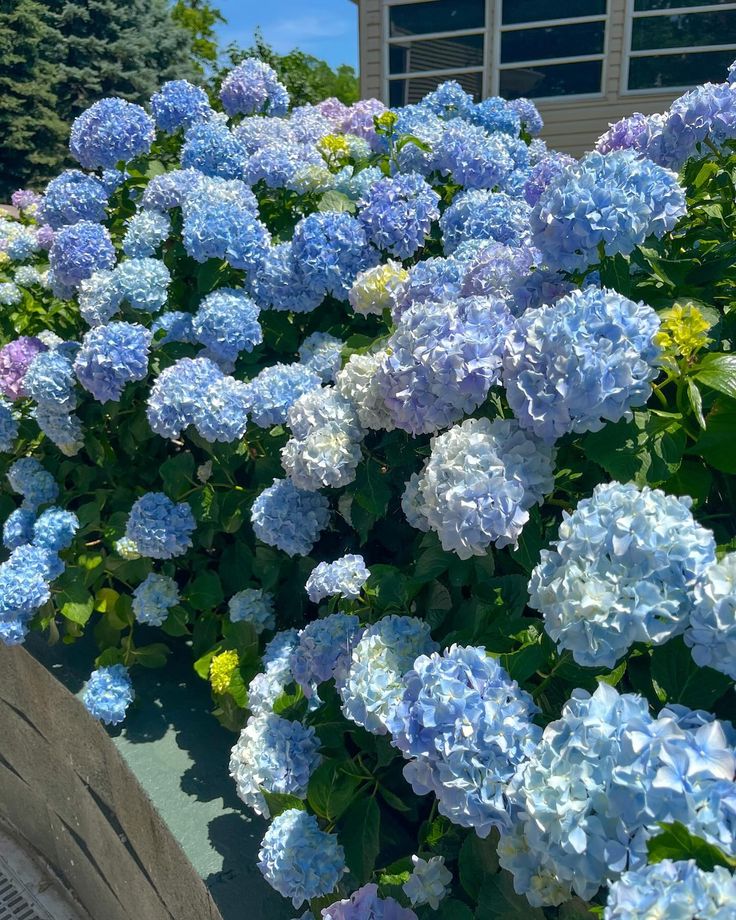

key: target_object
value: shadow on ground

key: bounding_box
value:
[27,632,291,920]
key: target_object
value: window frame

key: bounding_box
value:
[621,0,736,96]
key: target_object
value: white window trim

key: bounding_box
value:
[622,0,736,95]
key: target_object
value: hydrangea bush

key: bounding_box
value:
[1,59,736,918]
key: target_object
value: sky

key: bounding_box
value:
[214,0,359,70]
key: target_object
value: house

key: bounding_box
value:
[351,0,736,155]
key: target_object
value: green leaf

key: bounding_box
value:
[307,760,361,821]
[687,378,706,428]
[159,452,195,499]
[414,542,450,583]
[133,642,171,669]
[559,898,599,918]
[186,571,224,610]
[583,411,686,486]
[193,648,218,680]
[691,397,736,473]
[318,190,357,214]
[354,458,392,516]
[261,791,306,818]
[693,353,736,400]
[431,900,474,920]
[56,576,95,625]
[161,606,190,637]
[475,871,545,920]
[647,821,736,870]
[340,796,380,884]
[459,831,499,900]
[650,637,731,709]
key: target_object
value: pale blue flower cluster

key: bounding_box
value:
[69,98,155,169]
[73,322,152,403]
[604,860,736,920]
[403,855,452,910]
[34,405,84,457]
[376,296,515,435]
[40,170,109,228]
[248,629,300,716]
[531,150,687,272]
[523,151,577,206]
[32,507,79,552]
[685,552,736,680]
[124,492,195,560]
[469,96,521,136]
[24,350,76,411]
[0,282,21,306]
[82,664,134,725]
[140,168,201,211]
[441,191,531,254]
[245,364,321,428]
[220,59,290,117]
[229,713,321,817]
[48,221,116,295]
[503,287,661,443]
[78,270,120,326]
[250,243,324,314]
[7,457,58,510]
[298,332,343,384]
[181,119,247,180]
[3,509,34,550]
[392,646,540,837]
[114,258,171,312]
[257,809,345,907]
[305,555,370,603]
[596,112,664,159]
[531,481,716,668]
[341,615,437,735]
[421,80,474,120]
[0,398,18,451]
[322,884,417,920]
[229,588,275,634]
[405,418,555,557]
[358,173,440,258]
[251,478,330,557]
[291,212,378,299]
[290,612,362,696]
[132,573,180,626]
[244,141,322,189]
[392,256,465,319]
[509,97,543,136]
[14,266,44,287]
[150,79,211,133]
[192,288,262,363]
[436,120,514,189]
[0,541,58,644]
[122,209,171,258]
[151,311,196,345]
[658,81,736,170]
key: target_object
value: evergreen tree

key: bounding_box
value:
[0,0,68,198]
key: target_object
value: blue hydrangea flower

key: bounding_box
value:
[140,168,202,211]
[132,573,180,626]
[420,80,475,120]
[74,322,152,403]
[375,296,515,435]
[0,397,18,451]
[181,119,248,180]
[286,387,362,443]
[441,190,531,254]
[192,288,262,363]
[32,508,79,552]
[3,508,35,550]
[298,332,343,384]
[24,350,76,411]
[281,418,363,491]
[390,107,444,175]
[69,98,154,169]
[0,282,21,306]
[322,884,418,920]
[531,150,687,272]
[392,646,541,836]
[112,258,170,313]
[358,173,440,258]
[125,492,195,560]
[596,112,665,159]
[40,170,109,229]
[244,141,322,189]
[508,98,543,136]
[335,351,396,432]
[220,59,290,117]
[245,364,321,428]
[250,243,324,314]
[685,552,736,681]
[403,856,452,910]
[48,221,116,295]
[195,375,251,443]
[229,588,275,634]
[251,478,330,557]
[229,713,321,818]
[78,269,122,326]
[151,311,196,346]
[658,82,736,170]
[14,266,43,287]
[150,79,211,132]
[0,540,59,644]
[234,114,296,153]
[7,457,58,510]
[291,212,379,299]
[469,97,521,136]
[290,613,363,696]
[435,120,514,190]
[122,209,171,258]
[306,555,370,603]
[604,860,736,920]
[34,407,84,456]
[531,482,717,668]
[391,256,466,319]
[341,615,438,735]
[406,417,555,557]
[82,664,134,726]
[503,286,661,442]
[248,629,301,717]
[523,150,577,207]
[257,809,345,907]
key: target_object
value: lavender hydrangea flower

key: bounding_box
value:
[291,212,378,299]
[658,81,736,170]
[358,173,440,258]
[685,552,736,680]
[392,646,541,836]
[406,417,555,557]
[306,555,370,603]
[132,573,180,626]
[290,613,363,696]
[83,664,134,725]
[0,336,47,400]
[322,884,417,920]
[245,364,321,428]
[150,79,211,132]
[122,209,171,258]
[298,332,343,384]
[342,98,387,147]
[596,112,665,158]
[69,98,154,169]
[125,492,195,560]
[531,481,717,668]
[228,588,275,634]
[604,860,736,919]
[251,478,330,556]
[7,458,58,510]
[220,59,290,117]
[229,713,321,817]
[48,221,116,295]
[192,288,262,363]
[40,170,109,229]
[441,190,531,254]
[523,150,577,207]
[503,286,662,442]
[73,322,152,403]
[403,856,452,910]
[257,809,345,907]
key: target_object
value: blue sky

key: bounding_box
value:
[215,0,359,70]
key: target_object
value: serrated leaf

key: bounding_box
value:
[261,791,306,818]
[694,353,736,399]
[647,821,736,870]
[186,571,224,610]
[307,760,361,821]
[340,796,380,884]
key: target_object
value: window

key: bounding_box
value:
[625,1,736,92]
[496,2,608,99]
[386,0,486,101]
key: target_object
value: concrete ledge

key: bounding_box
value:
[0,644,223,920]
